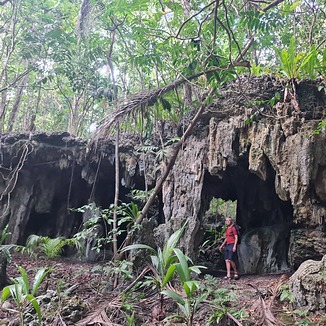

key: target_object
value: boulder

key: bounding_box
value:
[289,255,326,312]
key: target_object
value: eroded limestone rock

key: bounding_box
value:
[238,224,290,274]
[203,81,326,271]
[289,255,326,312]
[0,77,325,274]
[160,137,207,258]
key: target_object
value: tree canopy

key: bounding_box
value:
[0,0,325,137]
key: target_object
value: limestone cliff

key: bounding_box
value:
[159,76,325,273]
[0,76,325,274]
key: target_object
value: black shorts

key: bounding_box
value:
[224,243,237,261]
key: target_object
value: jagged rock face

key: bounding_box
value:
[202,114,325,272]
[158,137,207,256]
[160,77,326,272]
[238,224,290,274]
[0,76,325,275]
[0,133,117,244]
[289,255,326,312]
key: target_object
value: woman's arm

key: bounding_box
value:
[219,238,227,251]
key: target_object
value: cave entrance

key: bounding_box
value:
[200,158,293,274]
[209,198,237,219]
[201,198,237,249]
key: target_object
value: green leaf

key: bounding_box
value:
[1,286,12,302]
[288,36,296,73]
[156,248,165,276]
[280,49,291,78]
[26,234,43,250]
[150,255,160,270]
[184,280,200,297]
[164,254,178,269]
[32,266,53,296]
[162,264,176,288]
[162,221,188,269]
[177,300,191,318]
[193,293,206,313]
[25,294,42,322]
[11,284,20,302]
[17,265,29,294]
[280,291,287,301]
[189,265,207,274]
[299,48,317,78]
[173,248,190,282]
[41,237,65,258]
[161,290,185,305]
[120,244,156,254]
[183,280,191,298]
[288,0,302,11]
[0,225,10,245]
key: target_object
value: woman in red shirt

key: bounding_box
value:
[219,217,239,280]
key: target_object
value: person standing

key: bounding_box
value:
[219,217,239,280]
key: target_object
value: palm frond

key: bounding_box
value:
[94,56,251,138]
[249,283,286,326]
[26,234,45,250]
[96,77,187,136]
[75,301,123,326]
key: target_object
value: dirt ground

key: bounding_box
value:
[0,253,325,325]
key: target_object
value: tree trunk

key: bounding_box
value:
[117,89,214,258]
[7,71,29,131]
[77,0,91,40]
[0,251,8,289]
[107,16,119,259]
[0,88,8,132]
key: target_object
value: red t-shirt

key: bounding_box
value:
[226,226,238,244]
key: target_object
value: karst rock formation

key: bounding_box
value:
[0,76,325,275]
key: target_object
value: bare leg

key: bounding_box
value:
[225,260,231,278]
[230,260,238,275]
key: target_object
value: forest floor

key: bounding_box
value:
[1,253,325,326]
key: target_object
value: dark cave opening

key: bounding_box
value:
[201,156,294,273]
[23,211,56,244]
[22,166,92,244]
[203,157,293,229]
[21,154,165,254]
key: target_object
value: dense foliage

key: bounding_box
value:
[0,0,325,137]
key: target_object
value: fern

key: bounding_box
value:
[41,237,65,259]
[276,37,319,80]
[23,235,67,259]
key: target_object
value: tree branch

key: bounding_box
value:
[0,0,10,5]
[116,89,214,257]
[0,68,33,93]
[96,58,251,135]
[175,0,216,39]
[262,0,284,12]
